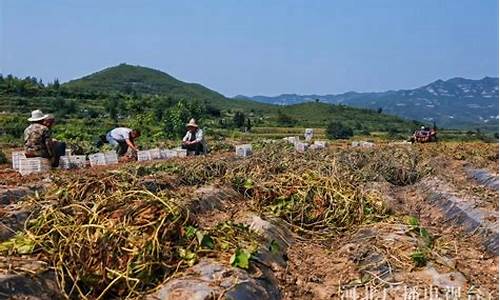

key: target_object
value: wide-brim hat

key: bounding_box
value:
[186,118,198,128]
[28,109,50,122]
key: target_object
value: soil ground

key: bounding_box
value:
[0,142,498,299]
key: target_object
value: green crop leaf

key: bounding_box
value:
[0,233,35,255]
[269,240,280,255]
[407,216,420,229]
[230,248,252,269]
[178,247,197,266]
[410,249,427,267]
[184,225,198,239]
[196,231,214,249]
[243,179,254,189]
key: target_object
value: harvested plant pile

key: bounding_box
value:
[1,141,494,298]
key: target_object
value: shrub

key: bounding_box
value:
[0,150,7,164]
[326,121,353,139]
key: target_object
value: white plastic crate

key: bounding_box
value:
[235,144,252,157]
[137,150,151,162]
[174,148,187,157]
[283,136,300,145]
[137,148,162,162]
[11,151,26,171]
[88,151,118,167]
[59,155,87,169]
[351,141,374,148]
[294,142,308,152]
[304,128,314,142]
[18,157,50,176]
[160,149,177,159]
[314,140,327,148]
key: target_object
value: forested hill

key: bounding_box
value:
[62,63,273,111]
[64,63,225,99]
[0,64,422,146]
[237,77,499,130]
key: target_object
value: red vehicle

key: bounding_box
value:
[409,126,437,143]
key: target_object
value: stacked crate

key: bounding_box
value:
[304,128,314,142]
[235,144,252,157]
[88,151,118,167]
[283,136,300,145]
[309,140,327,150]
[59,155,87,169]
[351,141,374,148]
[18,157,50,176]
[172,148,187,157]
[160,149,177,159]
[11,151,26,171]
[294,142,308,153]
[137,148,162,162]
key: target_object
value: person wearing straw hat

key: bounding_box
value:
[24,109,66,168]
[182,118,206,155]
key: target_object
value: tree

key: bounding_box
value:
[246,118,252,132]
[233,111,246,129]
[326,121,353,139]
[53,79,60,90]
[377,107,383,114]
[164,100,191,138]
[104,96,120,121]
[276,111,295,126]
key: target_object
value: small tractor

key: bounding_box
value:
[409,126,437,143]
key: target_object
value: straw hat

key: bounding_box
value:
[28,109,50,122]
[186,118,198,128]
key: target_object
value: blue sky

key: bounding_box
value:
[1,0,498,96]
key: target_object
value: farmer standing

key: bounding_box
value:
[24,109,66,167]
[181,119,206,155]
[105,127,141,156]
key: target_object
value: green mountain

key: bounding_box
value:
[61,63,416,129]
[64,63,224,98]
[0,64,422,147]
[237,77,499,131]
[63,63,272,111]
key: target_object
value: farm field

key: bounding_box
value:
[0,140,498,299]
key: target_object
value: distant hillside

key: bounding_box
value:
[63,63,273,112]
[278,102,417,131]
[236,77,499,130]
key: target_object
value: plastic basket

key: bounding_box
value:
[11,151,26,171]
[283,136,300,145]
[59,155,87,169]
[160,149,177,159]
[304,128,314,142]
[88,151,118,167]
[137,150,151,162]
[314,140,327,148]
[137,149,162,162]
[352,141,374,148]
[294,142,308,152]
[18,157,50,176]
[174,148,187,157]
[235,144,252,157]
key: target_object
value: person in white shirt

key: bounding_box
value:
[181,119,205,155]
[105,127,141,156]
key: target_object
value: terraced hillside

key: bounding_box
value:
[0,142,498,299]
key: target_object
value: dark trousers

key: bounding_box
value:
[51,141,66,168]
[114,141,129,156]
[182,142,203,155]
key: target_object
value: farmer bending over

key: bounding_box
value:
[24,109,66,168]
[106,127,141,156]
[181,119,206,155]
